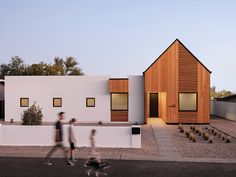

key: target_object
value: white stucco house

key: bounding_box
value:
[4,75,144,123]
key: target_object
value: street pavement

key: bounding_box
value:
[0,157,235,177]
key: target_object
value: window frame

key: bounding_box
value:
[110,92,128,111]
[20,98,29,107]
[53,98,62,107]
[86,97,95,107]
[178,92,198,112]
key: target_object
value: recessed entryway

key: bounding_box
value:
[150,93,158,117]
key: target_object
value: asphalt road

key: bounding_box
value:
[0,157,235,177]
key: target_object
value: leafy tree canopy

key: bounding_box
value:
[0,56,83,79]
[210,86,234,99]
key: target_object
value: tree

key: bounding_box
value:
[0,56,26,78]
[210,86,234,99]
[64,56,83,75]
[0,56,84,78]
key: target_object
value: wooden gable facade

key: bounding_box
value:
[143,39,211,124]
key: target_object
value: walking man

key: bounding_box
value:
[44,112,74,166]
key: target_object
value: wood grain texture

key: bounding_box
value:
[109,79,128,93]
[144,40,210,124]
[144,41,179,123]
[197,63,210,123]
[111,111,128,122]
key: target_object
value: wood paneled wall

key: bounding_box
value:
[111,111,128,122]
[178,42,210,123]
[197,63,210,123]
[179,44,198,92]
[109,79,128,93]
[144,39,210,124]
[144,41,179,123]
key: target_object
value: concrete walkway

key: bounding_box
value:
[150,119,181,159]
[211,116,236,138]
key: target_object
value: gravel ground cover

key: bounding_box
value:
[168,124,236,159]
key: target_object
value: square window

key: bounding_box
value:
[20,98,29,107]
[111,93,128,111]
[53,98,62,107]
[179,93,197,111]
[86,98,95,107]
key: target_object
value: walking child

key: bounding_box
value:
[84,129,110,177]
[68,118,77,162]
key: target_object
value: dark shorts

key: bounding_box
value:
[70,143,75,150]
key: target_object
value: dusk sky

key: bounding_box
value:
[0,0,236,92]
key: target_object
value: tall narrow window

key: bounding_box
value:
[179,93,197,111]
[53,98,62,107]
[111,93,128,111]
[86,98,95,107]
[20,98,29,107]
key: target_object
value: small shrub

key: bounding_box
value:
[202,132,206,138]
[213,131,217,136]
[226,136,231,143]
[222,136,226,141]
[180,128,184,133]
[192,126,196,131]
[195,129,199,134]
[189,133,193,140]
[204,132,209,140]
[98,121,103,125]
[21,103,43,125]
[209,135,213,143]
[185,131,190,138]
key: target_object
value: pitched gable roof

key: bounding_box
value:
[143,39,212,73]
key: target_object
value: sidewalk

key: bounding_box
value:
[211,115,236,138]
[151,119,181,159]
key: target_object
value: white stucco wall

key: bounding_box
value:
[5,76,144,123]
[0,124,141,148]
[5,76,111,122]
[211,100,236,121]
[128,76,144,124]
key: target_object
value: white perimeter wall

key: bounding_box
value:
[5,76,144,123]
[211,100,236,121]
[0,125,141,148]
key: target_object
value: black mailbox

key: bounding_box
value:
[132,127,140,135]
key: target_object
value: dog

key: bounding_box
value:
[84,158,110,177]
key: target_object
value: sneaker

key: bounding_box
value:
[72,158,77,162]
[70,158,77,162]
[43,161,52,166]
[67,161,75,166]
